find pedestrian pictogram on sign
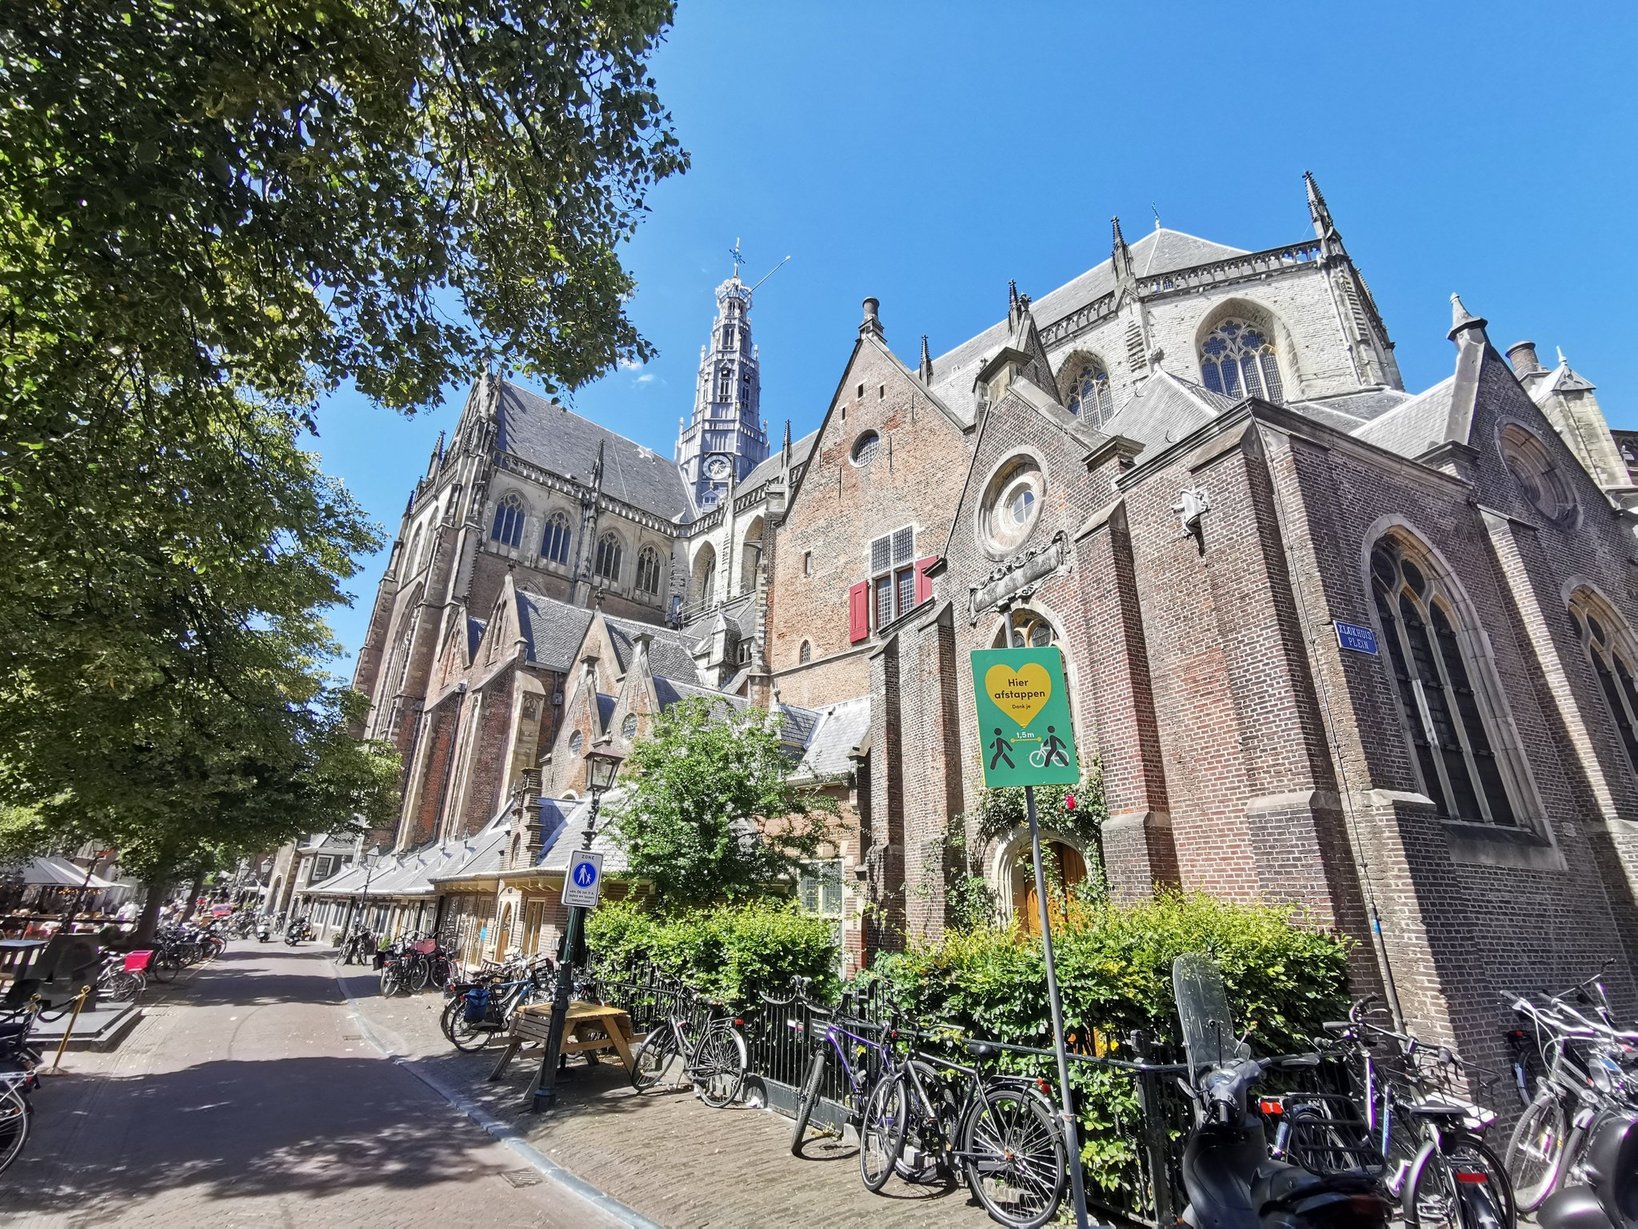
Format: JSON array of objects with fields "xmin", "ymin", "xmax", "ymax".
[
  {"xmin": 970, "ymin": 647, "xmax": 1081, "ymax": 788},
  {"xmin": 562, "ymin": 849, "xmax": 603, "ymax": 908}
]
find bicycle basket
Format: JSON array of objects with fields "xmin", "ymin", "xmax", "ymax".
[
  {"xmin": 124, "ymin": 950, "xmax": 154, "ymax": 973},
  {"xmin": 463, "ymin": 986, "xmax": 492, "ymax": 1024}
]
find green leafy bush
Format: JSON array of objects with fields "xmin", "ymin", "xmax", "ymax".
[
  {"xmin": 586, "ymin": 898, "xmax": 839, "ymax": 1008},
  {"xmin": 861, "ymin": 893, "xmax": 1351, "ymax": 1195}
]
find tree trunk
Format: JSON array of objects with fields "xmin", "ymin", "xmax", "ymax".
[
  {"xmin": 180, "ymin": 873, "xmax": 205, "ymax": 921},
  {"xmin": 131, "ymin": 881, "xmax": 169, "ymax": 945}
]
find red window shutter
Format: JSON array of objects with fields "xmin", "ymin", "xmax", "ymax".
[
  {"xmin": 847, "ymin": 580, "xmax": 871, "ymax": 643},
  {"xmin": 914, "ymin": 556, "xmax": 937, "ymax": 605}
]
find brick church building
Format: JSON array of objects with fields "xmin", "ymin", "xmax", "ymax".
[{"xmin": 318, "ymin": 175, "xmax": 1638, "ymax": 1065}]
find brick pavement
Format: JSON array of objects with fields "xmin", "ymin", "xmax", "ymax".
[
  {"xmin": 340, "ymin": 958, "xmax": 1002, "ymax": 1229},
  {"xmin": 6, "ymin": 944, "xmax": 620, "ymax": 1228}
]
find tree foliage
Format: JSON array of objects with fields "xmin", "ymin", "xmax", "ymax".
[{"xmin": 608, "ymin": 698, "xmax": 838, "ymax": 909}]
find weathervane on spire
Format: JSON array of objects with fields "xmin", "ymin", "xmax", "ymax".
[{"xmin": 729, "ymin": 237, "xmax": 744, "ymax": 279}]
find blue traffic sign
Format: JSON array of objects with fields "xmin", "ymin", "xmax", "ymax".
[
  {"xmin": 573, "ymin": 861, "xmax": 597, "ymax": 889},
  {"xmin": 1334, "ymin": 620, "xmax": 1379, "ymax": 655},
  {"xmin": 562, "ymin": 849, "xmax": 604, "ymax": 908}
]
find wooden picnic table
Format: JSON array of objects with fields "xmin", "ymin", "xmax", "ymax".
[{"xmin": 486, "ymin": 1000, "xmax": 639, "ymax": 1083}]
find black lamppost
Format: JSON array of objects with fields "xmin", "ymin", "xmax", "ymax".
[{"xmin": 533, "ymin": 749, "xmax": 620, "ymax": 1110}]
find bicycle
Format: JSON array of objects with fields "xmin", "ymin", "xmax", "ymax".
[
  {"xmin": 1501, "ymin": 970, "xmax": 1638, "ymax": 1211},
  {"xmin": 629, "ymin": 990, "xmax": 748, "ymax": 1109},
  {"xmin": 95, "ymin": 951, "xmax": 147, "ymax": 1003},
  {"xmin": 440, "ymin": 955, "xmax": 553, "ymax": 1051},
  {"xmin": 859, "ymin": 1032, "xmax": 1068, "ymax": 1229},
  {"xmin": 788, "ymin": 991, "xmax": 895, "ymax": 1154},
  {"xmin": 1301, "ymin": 996, "xmax": 1514, "ymax": 1229}
]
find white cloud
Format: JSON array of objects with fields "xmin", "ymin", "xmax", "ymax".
[
  {"xmin": 618, "ymin": 356, "xmax": 642, "ymax": 371},
  {"xmin": 636, "ymin": 373, "xmax": 658, "ymax": 385}
]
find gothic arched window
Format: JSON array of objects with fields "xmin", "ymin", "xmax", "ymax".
[
  {"xmin": 1066, "ymin": 362, "xmax": 1114, "ymax": 426},
  {"xmin": 798, "ymin": 640, "xmax": 813, "ymax": 665},
  {"xmin": 1570, "ymin": 590, "xmax": 1638, "ymax": 777},
  {"xmin": 993, "ymin": 608, "xmax": 1057, "ymax": 649},
  {"xmin": 490, "ymin": 493, "xmax": 524, "ymax": 549},
  {"xmin": 716, "ymin": 364, "xmax": 733, "ymax": 401},
  {"xmin": 594, "ymin": 533, "xmax": 623, "ymax": 583},
  {"xmin": 1370, "ymin": 536, "xmax": 1517, "ymax": 826},
  {"xmin": 1200, "ymin": 319, "xmax": 1284, "ymax": 403},
  {"xmin": 541, "ymin": 511, "xmax": 572, "ymax": 566},
  {"xmin": 635, "ymin": 546, "xmax": 663, "ymax": 596}
]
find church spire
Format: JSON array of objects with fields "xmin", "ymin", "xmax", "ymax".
[
  {"xmin": 1304, "ymin": 171, "xmax": 1336, "ymax": 238},
  {"xmin": 674, "ymin": 260, "xmax": 771, "ymax": 512},
  {"xmin": 1111, "ymin": 216, "xmax": 1134, "ymax": 285}
]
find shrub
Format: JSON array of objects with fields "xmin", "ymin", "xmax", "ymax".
[
  {"xmin": 586, "ymin": 898, "xmax": 839, "ymax": 1008},
  {"xmin": 860, "ymin": 893, "xmax": 1351, "ymax": 1196}
]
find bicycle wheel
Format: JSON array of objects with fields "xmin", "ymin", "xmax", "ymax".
[
  {"xmin": 445, "ymin": 998, "xmax": 491, "ymax": 1053},
  {"xmin": 962, "ymin": 1084, "xmax": 1067, "ymax": 1229},
  {"xmin": 694, "ymin": 1023, "xmax": 747, "ymax": 1108},
  {"xmin": 1503, "ymin": 1090, "xmax": 1568, "ymax": 1211},
  {"xmin": 407, "ymin": 957, "xmax": 430, "ymax": 993},
  {"xmin": 100, "ymin": 970, "xmax": 143, "ymax": 1003},
  {"xmin": 379, "ymin": 963, "xmax": 401, "ymax": 998},
  {"xmin": 859, "ymin": 1072, "xmax": 909, "ymax": 1193},
  {"xmin": 152, "ymin": 953, "xmax": 178, "ymax": 983},
  {"xmin": 0, "ymin": 1084, "xmax": 30, "ymax": 1177},
  {"xmin": 631, "ymin": 1023, "xmax": 679, "ymax": 1092},
  {"xmin": 790, "ymin": 1047, "xmax": 829, "ymax": 1154},
  {"xmin": 1404, "ymin": 1133, "xmax": 1514, "ymax": 1229}
]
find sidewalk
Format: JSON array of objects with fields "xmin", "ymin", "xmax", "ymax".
[{"xmin": 341, "ymin": 962, "xmax": 999, "ymax": 1229}]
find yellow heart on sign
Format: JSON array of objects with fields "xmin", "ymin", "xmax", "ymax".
[{"xmin": 985, "ymin": 662, "xmax": 1053, "ymax": 728}]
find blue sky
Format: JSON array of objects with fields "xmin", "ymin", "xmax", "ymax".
[{"xmin": 311, "ymin": 1, "xmax": 1638, "ymax": 679}]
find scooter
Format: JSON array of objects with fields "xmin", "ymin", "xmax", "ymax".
[
  {"xmin": 1536, "ymin": 1113, "xmax": 1638, "ymax": 1229},
  {"xmin": 1173, "ymin": 953, "xmax": 1391, "ymax": 1229},
  {"xmin": 255, "ymin": 918, "xmax": 272, "ymax": 943},
  {"xmin": 284, "ymin": 918, "xmax": 311, "ymax": 946}
]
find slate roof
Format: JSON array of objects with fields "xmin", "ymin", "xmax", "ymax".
[
  {"xmin": 653, "ymin": 677, "xmax": 748, "ymax": 711},
  {"xmin": 1099, "ymin": 371, "xmax": 1241, "ymax": 460},
  {"xmin": 516, "ymin": 591, "xmax": 595, "ymax": 671},
  {"xmin": 497, "ymin": 381, "xmax": 691, "ymax": 521},
  {"xmin": 927, "ymin": 228, "xmax": 1249, "ymax": 411},
  {"xmin": 605, "ymin": 615, "xmax": 703, "ymax": 683},
  {"xmin": 1351, "ymin": 376, "xmax": 1457, "ymax": 458},
  {"xmin": 739, "ymin": 430, "xmax": 818, "ymax": 492},
  {"xmin": 789, "ymin": 698, "xmax": 869, "ymax": 780},
  {"xmin": 680, "ymin": 594, "xmax": 756, "ymax": 645},
  {"xmin": 535, "ymin": 797, "xmax": 630, "ymax": 874},
  {"xmin": 466, "ymin": 617, "xmax": 486, "ymax": 659},
  {"xmin": 1295, "ymin": 387, "xmax": 1413, "ymax": 424}
]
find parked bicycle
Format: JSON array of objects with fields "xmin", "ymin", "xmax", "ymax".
[
  {"xmin": 0, "ymin": 1000, "xmax": 43, "ymax": 1178},
  {"xmin": 856, "ymin": 1027, "xmax": 1068, "ymax": 1229},
  {"xmin": 788, "ymin": 988, "xmax": 894, "ymax": 1155},
  {"xmin": 337, "ymin": 924, "xmax": 376, "ymax": 966},
  {"xmin": 630, "ymin": 989, "xmax": 748, "ymax": 1109},
  {"xmin": 1297, "ymin": 994, "xmax": 1514, "ymax": 1228},
  {"xmin": 440, "ymin": 953, "xmax": 554, "ymax": 1050},
  {"xmin": 1502, "ymin": 968, "xmax": 1638, "ymax": 1212}
]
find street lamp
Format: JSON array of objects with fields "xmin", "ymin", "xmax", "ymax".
[{"xmin": 533, "ymin": 747, "xmax": 621, "ymax": 1111}]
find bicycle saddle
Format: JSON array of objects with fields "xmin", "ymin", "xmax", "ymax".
[
  {"xmin": 965, "ymin": 1039, "xmax": 1001, "ymax": 1060},
  {"xmin": 1401, "ymin": 1101, "xmax": 1470, "ymax": 1120}
]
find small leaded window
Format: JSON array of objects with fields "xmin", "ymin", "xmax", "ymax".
[
  {"xmin": 594, "ymin": 534, "xmax": 622, "ymax": 583},
  {"xmin": 1200, "ymin": 319, "xmax": 1284, "ymax": 403},
  {"xmin": 568, "ymin": 730, "xmax": 583, "ymax": 756},
  {"xmin": 490, "ymin": 493, "xmax": 524, "ymax": 548},
  {"xmin": 1370, "ymin": 537, "xmax": 1516, "ymax": 826},
  {"xmin": 635, "ymin": 547, "xmax": 663, "ymax": 596},
  {"xmin": 798, "ymin": 640, "xmax": 812, "ymax": 665},
  {"xmin": 541, "ymin": 512, "xmax": 572, "ymax": 565},
  {"xmin": 1571, "ymin": 593, "xmax": 1638, "ymax": 777},
  {"xmin": 851, "ymin": 432, "xmax": 881, "ymax": 467},
  {"xmin": 994, "ymin": 609, "xmax": 1056, "ymax": 649},
  {"xmin": 1066, "ymin": 361, "xmax": 1114, "ymax": 426},
  {"xmin": 621, "ymin": 714, "xmax": 639, "ymax": 741}
]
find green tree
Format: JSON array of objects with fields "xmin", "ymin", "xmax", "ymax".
[
  {"xmin": 609, "ymin": 698, "xmax": 837, "ymax": 910},
  {"xmin": 0, "ymin": 1, "xmax": 672, "ymax": 895}
]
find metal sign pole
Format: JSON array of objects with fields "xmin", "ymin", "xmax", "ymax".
[
  {"xmin": 1026, "ymin": 784, "xmax": 1091, "ymax": 1229},
  {"xmin": 532, "ymin": 901, "xmax": 583, "ymax": 1110}
]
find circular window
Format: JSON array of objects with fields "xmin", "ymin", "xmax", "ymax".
[
  {"xmin": 851, "ymin": 432, "xmax": 881, "ymax": 467},
  {"xmin": 1501, "ymin": 424, "xmax": 1574, "ymax": 524},
  {"xmin": 980, "ymin": 455, "xmax": 1044, "ymax": 554},
  {"xmin": 568, "ymin": 731, "xmax": 583, "ymax": 756},
  {"xmin": 621, "ymin": 714, "xmax": 638, "ymax": 740}
]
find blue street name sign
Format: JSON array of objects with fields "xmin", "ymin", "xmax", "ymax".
[{"xmin": 1334, "ymin": 620, "xmax": 1379, "ymax": 655}]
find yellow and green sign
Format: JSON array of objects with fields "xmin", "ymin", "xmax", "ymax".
[{"xmin": 971, "ymin": 646, "xmax": 1080, "ymax": 787}]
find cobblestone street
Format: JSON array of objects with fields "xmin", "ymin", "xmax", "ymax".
[{"xmin": 5, "ymin": 944, "xmax": 1000, "ymax": 1228}]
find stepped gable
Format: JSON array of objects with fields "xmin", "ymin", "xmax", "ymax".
[
  {"xmin": 515, "ymin": 590, "xmax": 596, "ymax": 671},
  {"xmin": 926, "ymin": 227, "xmax": 1249, "ymax": 410},
  {"xmin": 497, "ymin": 381, "xmax": 691, "ymax": 521}
]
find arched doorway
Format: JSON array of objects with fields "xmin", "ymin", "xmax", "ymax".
[
  {"xmin": 1008, "ymin": 838, "xmax": 1087, "ymax": 934},
  {"xmin": 494, "ymin": 903, "xmax": 513, "ymax": 959}
]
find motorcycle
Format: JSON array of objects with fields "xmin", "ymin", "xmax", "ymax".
[
  {"xmin": 284, "ymin": 918, "xmax": 311, "ymax": 946},
  {"xmin": 255, "ymin": 918, "xmax": 272, "ymax": 943},
  {"xmin": 1536, "ymin": 1114, "xmax": 1638, "ymax": 1229},
  {"xmin": 1173, "ymin": 953, "xmax": 1390, "ymax": 1229}
]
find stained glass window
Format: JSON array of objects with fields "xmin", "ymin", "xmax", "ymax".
[
  {"xmin": 490, "ymin": 493, "xmax": 524, "ymax": 548},
  {"xmin": 1200, "ymin": 319, "xmax": 1284, "ymax": 402},
  {"xmin": 1066, "ymin": 362, "xmax": 1114, "ymax": 426}
]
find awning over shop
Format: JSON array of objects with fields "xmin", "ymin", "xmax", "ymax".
[{"xmin": 4, "ymin": 856, "xmax": 116, "ymax": 888}]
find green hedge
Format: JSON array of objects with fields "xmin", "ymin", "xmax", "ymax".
[
  {"xmin": 862, "ymin": 893, "xmax": 1351, "ymax": 1194},
  {"xmin": 585, "ymin": 898, "xmax": 839, "ymax": 1008}
]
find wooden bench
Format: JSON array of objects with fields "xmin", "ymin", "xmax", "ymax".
[{"xmin": 487, "ymin": 1001, "xmax": 639, "ymax": 1082}]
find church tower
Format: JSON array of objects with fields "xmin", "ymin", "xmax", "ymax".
[{"xmin": 675, "ymin": 258, "xmax": 770, "ymax": 511}]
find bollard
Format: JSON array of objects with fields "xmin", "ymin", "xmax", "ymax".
[{"xmin": 47, "ymin": 985, "xmax": 94, "ymax": 1074}]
